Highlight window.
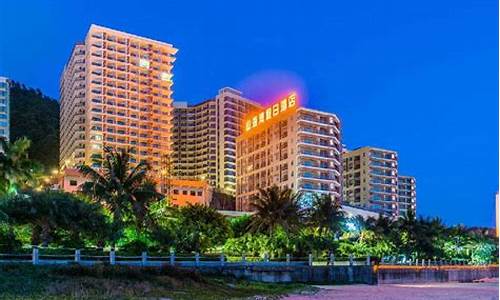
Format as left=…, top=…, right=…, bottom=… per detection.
left=182, top=190, right=188, bottom=195
left=173, top=189, right=179, bottom=195
left=197, top=191, right=202, bottom=196
left=69, top=180, right=78, bottom=186
left=190, top=191, right=196, bottom=196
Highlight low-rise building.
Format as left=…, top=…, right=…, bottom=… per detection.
left=168, top=179, right=213, bottom=207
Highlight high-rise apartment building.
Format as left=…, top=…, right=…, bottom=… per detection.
left=236, top=93, right=343, bottom=211
left=172, top=100, right=218, bottom=186
left=343, top=147, right=399, bottom=216
left=0, top=77, right=9, bottom=141
left=397, top=175, right=416, bottom=215
left=172, top=87, right=261, bottom=194
left=60, top=25, right=177, bottom=176
left=342, top=146, right=416, bottom=217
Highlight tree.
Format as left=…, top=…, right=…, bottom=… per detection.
left=0, top=191, right=109, bottom=247
left=9, top=82, right=59, bottom=170
left=79, top=147, right=162, bottom=245
left=248, top=186, right=304, bottom=235
left=0, top=137, right=41, bottom=196
left=307, top=193, right=344, bottom=237
left=174, top=204, right=230, bottom=253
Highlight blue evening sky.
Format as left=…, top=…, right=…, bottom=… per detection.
left=0, top=0, right=498, bottom=226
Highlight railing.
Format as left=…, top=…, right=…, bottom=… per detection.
left=0, top=247, right=376, bottom=268
left=0, top=247, right=487, bottom=269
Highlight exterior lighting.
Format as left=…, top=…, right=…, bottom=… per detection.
left=139, top=58, right=150, bottom=69
left=245, top=93, right=297, bottom=132
left=160, top=72, right=172, bottom=81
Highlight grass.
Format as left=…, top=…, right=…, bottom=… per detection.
left=0, top=263, right=315, bottom=299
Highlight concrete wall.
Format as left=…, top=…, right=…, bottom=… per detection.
left=197, top=265, right=375, bottom=284
left=197, top=265, right=498, bottom=285
left=376, top=266, right=499, bottom=284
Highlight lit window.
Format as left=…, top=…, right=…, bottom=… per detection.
left=160, top=72, right=172, bottom=81
left=139, top=58, right=150, bottom=69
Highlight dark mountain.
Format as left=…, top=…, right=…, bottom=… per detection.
left=9, top=81, right=59, bottom=171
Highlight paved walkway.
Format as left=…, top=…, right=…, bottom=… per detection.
left=285, top=281, right=499, bottom=300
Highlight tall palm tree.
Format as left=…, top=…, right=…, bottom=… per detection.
left=247, top=185, right=304, bottom=235
left=78, top=147, right=161, bottom=244
left=0, top=137, right=40, bottom=196
left=308, top=193, right=344, bottom=237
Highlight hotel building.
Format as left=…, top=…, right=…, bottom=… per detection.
left=0, top=77, right=9, bottom=141
left=172, top=87, right=261, bottom=194
left=343, top=146, right=399, bottom=216
left=342, top=146, right=416, bottom=217
left=397, top=175, right=417, bottom=215
left=59, top=24, right=177, bottom=176
left=236, top=93, right=343, bottom=211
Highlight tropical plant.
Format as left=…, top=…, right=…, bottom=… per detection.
left=78, top=147, right=162, bottom=245
left=0, top=191, right=109, bottom=247
left=174, top=204, right=230, bottom=253
left=247, top=186, right=304, bottom=235
left=0, top=137, right=41, bottom=196
left=308, top=193, right=344, bottom=237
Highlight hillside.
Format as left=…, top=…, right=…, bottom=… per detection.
left=9, top=82, right=59, bottom=170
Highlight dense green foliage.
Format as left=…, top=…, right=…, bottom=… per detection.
left=79, top=147, right=162, bottom=245
left=0, top=145, right=497, bottom=265
left=9, top=82, right=59, bottom=170
left=0, top=137, right=42, bottom=196
left=0, top=191, right=109, bottom=248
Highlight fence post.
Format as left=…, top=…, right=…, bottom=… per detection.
left=141, top=251, right=147, bottom=266
left=264, top=252, right=269, bottom=263
left=330, top=253, right=335, bottom=266
left=241, top=254, right=246, bottom=266
left=169, top=250, right=175, bottom=266
left=415, top=258, right=419, bottom=266
left=428, top=259, right=431, bottom=267
left=308, top=253, right=313, bottom=267
left=110, top=249, right=116, bottom=265
left=32, top=247, right=39, bottom=265
left=195, top=252, right=200, bottom=267
left=75, top=249, right=81, bottom=263
left=366, top=255, right=371, bottom=266
left=220, top=253, right=225, bottom=267
left=348, top=254, right=354, bottom=283
left=286, top=254, right=291, bottom=265
left=421, top=259, right=424, bottom=267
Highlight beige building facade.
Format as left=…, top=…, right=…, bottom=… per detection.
left=343, top=146, right=416, bottom=217
left=236, top=93, right=342, bottom=211
left=172, top=87, right=261, bottom=194
left=60, top=25, right=177, bottom=177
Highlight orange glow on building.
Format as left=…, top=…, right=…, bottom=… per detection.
left=244, top=93, right=298, bottom=132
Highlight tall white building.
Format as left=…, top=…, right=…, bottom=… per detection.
left=172, top=87, right=261, bottom=194
left=59, top=25, right=177, bottom=177
left=0, top=77, right=9, bottom=141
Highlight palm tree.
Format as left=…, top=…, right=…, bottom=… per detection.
left=0, top=137, right=40, bottom=196
left=247, top=185, right=304, bottom=235
left=308, top=193, right=344, bottom=237
left=78, top=147, right=161, bottom=244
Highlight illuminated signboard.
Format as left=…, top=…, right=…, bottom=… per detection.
left=245, top=93, right=297, bottom=132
